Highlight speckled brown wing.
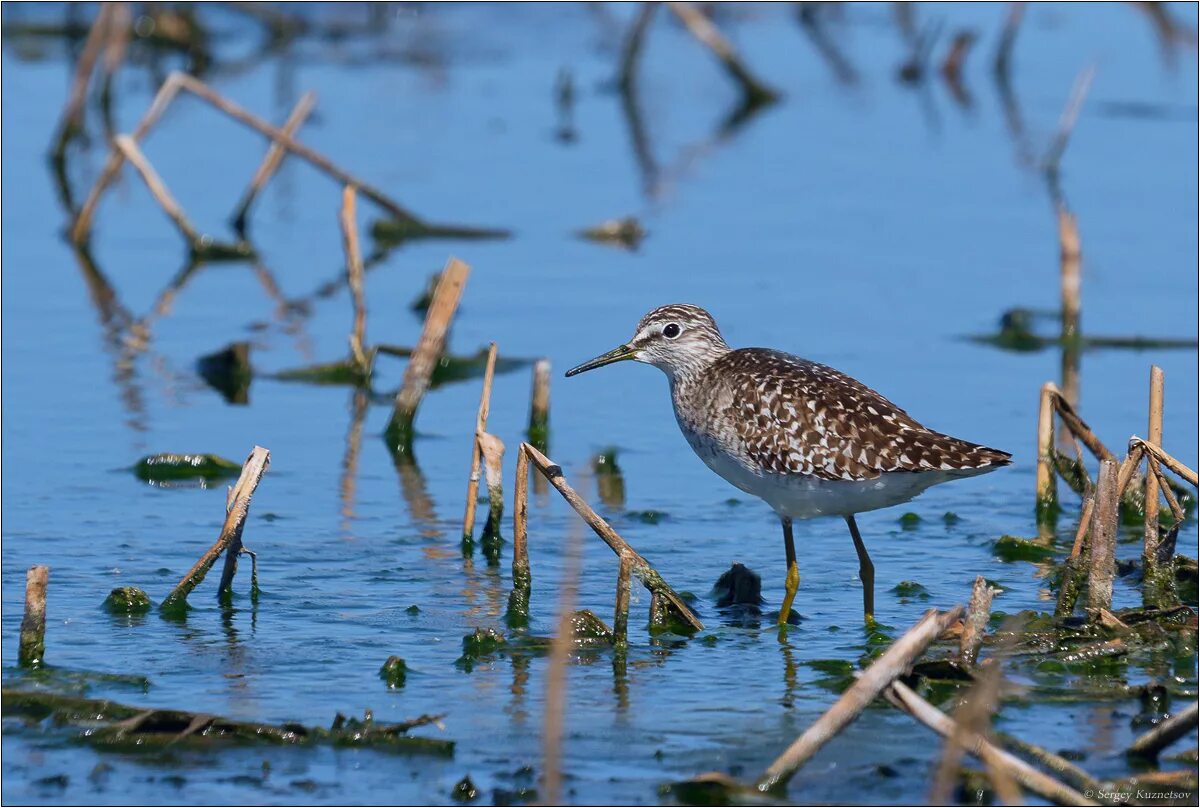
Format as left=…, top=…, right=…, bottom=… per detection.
left=707, top=349, right=1011, bottom=482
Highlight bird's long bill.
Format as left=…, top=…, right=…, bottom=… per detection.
left=564, top=344, right=635, bottom=377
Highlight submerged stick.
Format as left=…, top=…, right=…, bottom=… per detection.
left=995, top=732, right=1121, bottom=802
left=386, top=257, right=470, bottom=450
left=666, top=2, right=780, bottom=103
left=340, top=185, right=370, bottom=375
left=754, top=606, right=963, bottom=793
left=162, top=446, right=270, bottom=611
left=1143, top=366, right=1165, bottom=590
left=1128, top=701, right=1199, bottom=761
left=960, top=576, right=995, bottom=666
left=521, top=443, right=702, bottom=631
left=462, top=343, right=498, bottom=545
left=1036, top=382, right=1057, bottom=517
left=231, top=91, right=316, bottom=232
left=614, top=552, right=633, bottom=645
left=1087, top=459, right=1119, bottom=612
left=507, top=443, right=531, bottom=621
left=18, top=566, right=49, bottom=667
left=111, top=135, right=202, bottom=246
left=886, top=680, right=1095, bottom=805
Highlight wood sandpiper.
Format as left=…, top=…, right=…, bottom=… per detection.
left=565, top=304, right=1011, bottom=625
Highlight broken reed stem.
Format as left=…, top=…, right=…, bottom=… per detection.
left=1128, top=701, right=1199, bottom=761
left=339, top=185, right=370, bottom=375
left=754, top=607, right=964, bottom=793
left=1044, top=66, right=1095, bottom=173
left=960, top=576, right=995, bottom=667
left=386, top=258, right=470, bottom=449
left=18, top=566, right=49, bottom=667
left=478, top=432, right=506, bottom=550
left=462, top=343, right=498, bottom=543
left=614, top=552, right=633, bottom=645
left=1143, top=366, right=1164, bottom=581
left=111, top=135, right=202, bottom=246
left=72, top=71, right=424, bottom=244
left=994, top=732, right=1114, bottom=801
left=231, top=90, right=316, bottom=231
left=666, top=2, right=779, bottom=103
left=1036, top=382, right=1057, bottom=517
left=1130, top=437, right=1198, bottom=487
left=53, top=2, right=116, bottom=148
left=1058, top=204, right=1082, bottom=344
left=520, top=443, right=703, bottom=632
left=1149, top=457, right=1186, bottom=525
left=162, top=446, right=271, bottom=611
left=1055, top=495, right=1096, bottom=617
left=1046, top=384, right=1116, bottom=463
left=507, top=444, right=532, bottom=620
left=527, top=359, right=551, bottom=450
left=1087, top=459, right=1119, bottom=612
left=886, top=680, right=1095, bottom=806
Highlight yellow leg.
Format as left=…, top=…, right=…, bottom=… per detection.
left=778, top=517, right=799, bottom=625
left=779, top=559, right=800, bottom=626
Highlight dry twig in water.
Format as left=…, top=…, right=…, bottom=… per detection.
left=666, top=2, right=780, bottom=104
left=340, top=185, right=371, bottom=377
left=1086, top=459, right=1119, bottom=612
left=231, top=91, right=317, bottom=233
left=162, top=446, right=271, bottom=612
left=461, top=343, right=499, bottom=547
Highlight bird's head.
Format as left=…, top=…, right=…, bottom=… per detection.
left=565, top=304, right=730, bottom=382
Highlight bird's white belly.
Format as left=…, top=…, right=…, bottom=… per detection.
left=687, top=433, right=981, bottom=519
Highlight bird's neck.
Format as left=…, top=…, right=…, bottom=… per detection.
left=663, top=343, right=730, bottom=388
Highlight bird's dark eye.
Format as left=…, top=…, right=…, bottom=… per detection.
left=663, top=323, right=681, bottom=339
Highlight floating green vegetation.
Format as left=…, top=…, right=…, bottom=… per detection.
left=369, top=217, right=511, bottom=248
left=270, top=357, right=369, bottom=387
left=891, top=581, right=931, bottom=601
left=993, top=535, right=1057, bottom=563
left=196, top=342, right=252, bottom=405
left=456, top=628, right=508, bottom=672
left=133, top=453, right=240, bottom=484
left=103, top=587, right=152, bottom=614
left=190, top=236, right=255, bottom=263
left=625, top=509, right=667, bottom=525
left=898, top=512, right=921, bottom=529
left=379, top=656, right=407, bottom=689
left=804, top=658, right=856, bottom=693
left=450, top=775, right=479, bottom=803
left=942, top=512, right=961, bottom=524
left=2, top=689, right=453, bottom=756
left=575, top=216, right=645, bottom=250
left=568, top=609, right=614, bottom=644
left=967, top=308, right=1199, bottom=353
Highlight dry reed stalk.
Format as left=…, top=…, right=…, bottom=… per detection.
left=53, top=3, right=117, bottom=148
left=507, top=443, right=532, bottom=619
left=1129, top=437, right=1197, bottom=487
left=886, top=680, right=1095, bottom=805
left=18, top=566, right=49, bottom=667
left=520, top=443, right=703, bottom=632
left=753, top=607, right=963, bottom=792
left=1087, top=459, right=1119, bottom=612
left=960, top=576, right=995, bottom=666
left=386, top=258, right=470, bottom=449
left=527, top=359, right=551, bottom=450
left=162, top=446, right=270, bottom=611
left=995, top=733, right=1115, bottom=800
left=1044, top=66, right=1095, bottom=173
left=339, top=186, right=370, bottom=375
left=478, top=432, right=506, bottom=549
left=540, top=510, right=585, bottom=805
left=111, top=135, right=202, bottom=246
left=1058, top=204, right=1082, bottom=343
left=72, top=71, right=424, bottom=243
left=1128, top=702, right=1199, bottom=761
left=1054, top=495, right=1095, bottom=617
left=1143, top=366, right=1164, bottom=575
left=1148, top=457, right=1186, bottom=525
left=666, top=2, right=779, bottom=103
left=231, top=91, right=316, bottom=232
left=1048, top=385, right=1116, bottom=463
left=1036, top=382, right=1057, bottom=515
left=462, top=343, right=499, bottom=543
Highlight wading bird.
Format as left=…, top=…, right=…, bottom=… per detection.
left=566, top=304, right=1010, bottom=624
